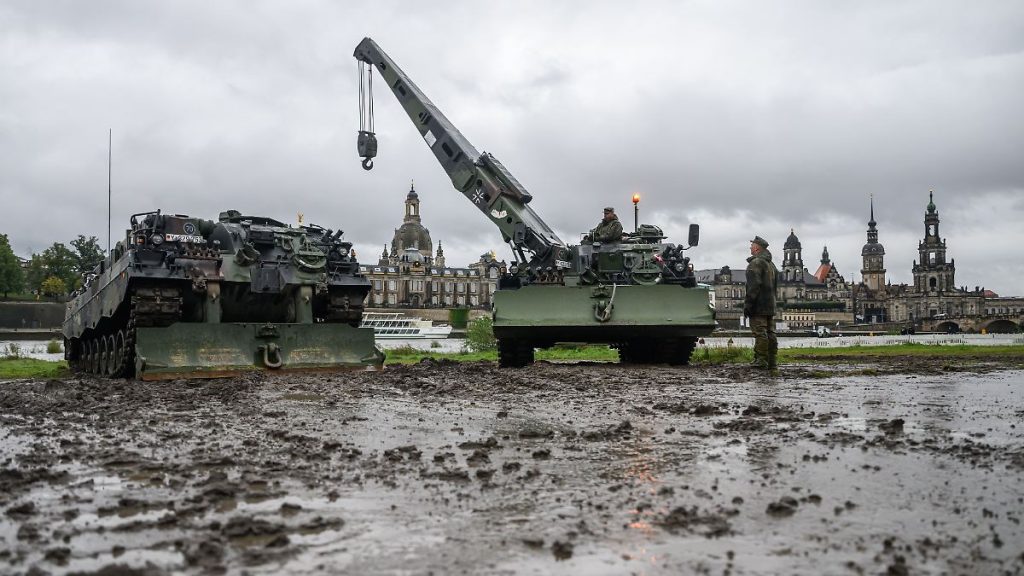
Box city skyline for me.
[2,1,1022,295]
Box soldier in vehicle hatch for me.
[744,236,779,370]
[589,207,624,243]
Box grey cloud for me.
[1,1,1022,294]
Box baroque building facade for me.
[699,231,852,329]
[850,191,1018,332]
[703,191,1021,332]
[359,184,504,309]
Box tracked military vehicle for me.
[62,209,383,379]
[354,38,716,367]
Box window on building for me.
[373,280,383,290]
[387,280,397,291]
[489,268,498,279]
[457,283,465,293]
[387,294,397,305]
[469,283,478,294]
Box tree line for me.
[0,233,106,300]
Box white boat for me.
[360,313,453,339]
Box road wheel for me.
[659,338,697,365]
[98,337,109,376]
[86,339,97,374]
[622,340,656,364]
[518,341,535,367]
[105,335,117,376]
[111,330,126,378]
[498,339,533,368]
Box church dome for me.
[400,246,425,264]
[784,229,801,249]
[862,242,885,256]
[393,222,432,255]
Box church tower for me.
[912,191,955,293]
[435,241,446,268]
[860,196,886,292]
[781,229,804,283]
[390,182,434,261]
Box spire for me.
[436,240,444,256]
[927,189,936,214]
[869,194,876,227]
[821,246,830,264]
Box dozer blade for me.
[134,323,384,380]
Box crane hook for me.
[357,130,377,171]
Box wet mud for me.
[1,356,1023,574]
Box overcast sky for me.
[2,1,1022,295]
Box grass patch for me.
[383,343,618,365]
[537,344,618,362]
[0,358,69,379]
[780,343,1024,361]
[691,346,754,365]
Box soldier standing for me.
[744,236,779,369]
[591,207,623,243]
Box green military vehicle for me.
[353,38,716,367]
[62,210,383,379]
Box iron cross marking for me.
[472,190,485,204]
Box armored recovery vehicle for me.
[62,210,383,379]
[353,38,716,367]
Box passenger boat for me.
[359,313,453,339]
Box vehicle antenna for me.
[107,128,112,255]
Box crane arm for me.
[354,37,568,269]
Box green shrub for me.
[46,339,62,354]
[465,317,497,352]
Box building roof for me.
[813,262,832,283]
[784,229,801,249]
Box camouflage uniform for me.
[592,213,623,243]
[744,241,779,369]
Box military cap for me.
[750,236,769,248]
[603,207,615,213]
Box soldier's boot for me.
[750,340,769,369]
[767,345,779,369]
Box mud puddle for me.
[1,359,1023,574]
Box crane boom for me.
[354,37,568,269]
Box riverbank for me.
[6,343,1022,380]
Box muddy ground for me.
[1,357,1023,575]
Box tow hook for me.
[258,343,283,369]
[592,284,617,322]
